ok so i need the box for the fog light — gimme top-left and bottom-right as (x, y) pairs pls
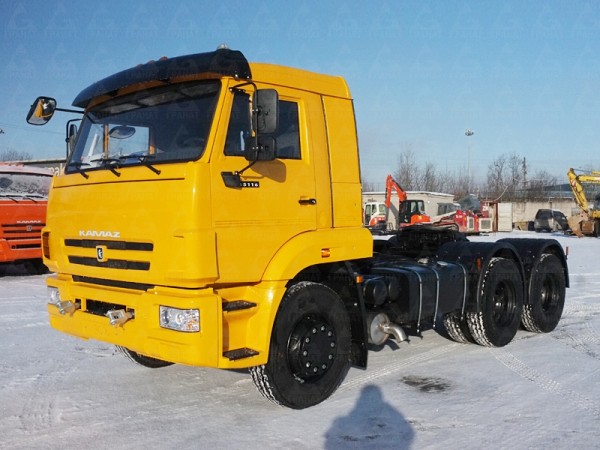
(47, 286), (79, 315)
(159, 306), (200, 332)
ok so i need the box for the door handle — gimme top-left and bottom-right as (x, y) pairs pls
(298, 198), (317, 205)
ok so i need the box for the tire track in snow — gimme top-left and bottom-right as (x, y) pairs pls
(551, 298), (600, 359)
(563, 299), (600, 315)
(550, 323), (600, 360)
(338, 343), (462, 393)
(490, 348), (600, 418)
(15, 357), (78, 435)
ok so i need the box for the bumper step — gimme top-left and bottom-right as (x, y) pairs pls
(222, 300), (257, 312)
(223, 347), (259, 360)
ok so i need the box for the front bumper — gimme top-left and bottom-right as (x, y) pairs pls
(47, 275), (230, 368)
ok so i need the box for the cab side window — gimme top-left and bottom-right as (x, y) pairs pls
(224, 90), (301, 160)
(275, 101), (301, 159)
(224, 90), (251, 156)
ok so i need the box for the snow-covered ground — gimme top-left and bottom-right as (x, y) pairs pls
(1, 231), (599, 450)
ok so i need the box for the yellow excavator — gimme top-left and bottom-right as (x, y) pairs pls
(567, 168), (600, 236)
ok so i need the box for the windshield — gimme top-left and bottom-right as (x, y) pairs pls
(0, 172), (52, 198)
(66, 80), (221, 174)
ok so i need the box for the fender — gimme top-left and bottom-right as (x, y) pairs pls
(498, 238), (570, 301)
(261, 227), (372, 281)
(436, 240), (525, 313)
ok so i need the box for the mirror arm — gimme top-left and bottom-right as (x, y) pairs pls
(237, 160), (257, 176)
(56, 107), (84, 114)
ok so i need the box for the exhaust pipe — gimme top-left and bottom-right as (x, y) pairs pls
(106, 309), (134, 327)
(367, 312), (408, 345)
(380, 321), (408, 343)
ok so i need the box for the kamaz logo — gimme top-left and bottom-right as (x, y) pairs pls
(96, 245), (107, 262)
(79, 230), (121, 238)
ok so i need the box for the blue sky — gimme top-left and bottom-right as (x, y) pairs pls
(1, 0), (599, 187)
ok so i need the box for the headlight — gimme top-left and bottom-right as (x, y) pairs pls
(48, 286), (60, 305)
(159, 306), (200, 332)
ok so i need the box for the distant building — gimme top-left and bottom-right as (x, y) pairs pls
(12, 158), (66, 176)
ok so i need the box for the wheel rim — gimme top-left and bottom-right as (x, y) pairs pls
(287, 314), (337, 380)
(492, 280), (517, 326)
(540, 274), (560, 312)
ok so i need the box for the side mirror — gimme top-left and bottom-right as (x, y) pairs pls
(253, 89), (278, 134)
(245, 136), (276, 162)
(26, 97), (57, 125)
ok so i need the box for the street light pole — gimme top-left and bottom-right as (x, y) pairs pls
(465, 129), (474, 193)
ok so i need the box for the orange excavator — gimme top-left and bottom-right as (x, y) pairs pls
(364, 175), (432, 230)
(385, 175), (431, 227)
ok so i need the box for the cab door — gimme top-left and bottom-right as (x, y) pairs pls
(210, 83), (318, 283)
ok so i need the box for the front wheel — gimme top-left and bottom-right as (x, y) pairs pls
(521, 254), (566, 333)
(249, 282), (351, 409)
(467, 257), (523, 347)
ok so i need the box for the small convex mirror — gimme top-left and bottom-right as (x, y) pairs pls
(109, 125), (136, 139)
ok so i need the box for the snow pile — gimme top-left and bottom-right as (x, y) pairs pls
(1, 231), (598, 449)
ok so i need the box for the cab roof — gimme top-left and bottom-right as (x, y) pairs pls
(72, 48), (251, 108)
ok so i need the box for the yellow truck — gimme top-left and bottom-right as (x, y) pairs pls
(27, 47), (568, 409)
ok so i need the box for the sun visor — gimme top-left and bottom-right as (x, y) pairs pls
(72, 48), (251, 108)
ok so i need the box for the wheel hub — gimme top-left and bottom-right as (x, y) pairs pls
(288, 314), (337, 379)
(540, 276), (558, 311)
(492, 281), (516, 326)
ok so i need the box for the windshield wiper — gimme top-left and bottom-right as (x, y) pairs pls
(0, 193), (19, 202)
(91, 157), (121, 177)
(0, 193), (45, 202)
(67, 161), (91, 179)
(119, 153), (161, 175)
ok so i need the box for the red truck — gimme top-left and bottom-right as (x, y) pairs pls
(0, 164), (53, 272)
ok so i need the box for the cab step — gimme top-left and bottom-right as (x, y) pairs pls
(222, 300), (257, 312)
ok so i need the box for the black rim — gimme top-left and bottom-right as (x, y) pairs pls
(540, 274), (560, 312)
(287, 314), (337, 380)
(492, 280), (517, 326)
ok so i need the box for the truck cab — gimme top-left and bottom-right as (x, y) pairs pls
(0, 164), (52, 271)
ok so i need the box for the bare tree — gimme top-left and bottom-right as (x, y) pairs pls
(362, 148), (562, 202)
(362, 178), (377, 192)
(0, 149), (33, 162)
(395, 147), (420, 190)
(485, 152), (523, 201)
(525, 169), (560, 199)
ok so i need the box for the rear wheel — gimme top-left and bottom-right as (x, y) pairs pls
(521, 254), (566, 333)
(116, 346), (174, 368)
(442, 312), (475, 344)
(249, 282), (351, 409)
(467, 257), (523, 347)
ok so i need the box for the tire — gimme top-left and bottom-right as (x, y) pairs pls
(521, 254), (566, 333)
(249, 281), (351, 409)
(116, 346), (174, 368)
(443, 312), (475, 344)
(25, 259), (48, 275)
(466, 257), (523, 347)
